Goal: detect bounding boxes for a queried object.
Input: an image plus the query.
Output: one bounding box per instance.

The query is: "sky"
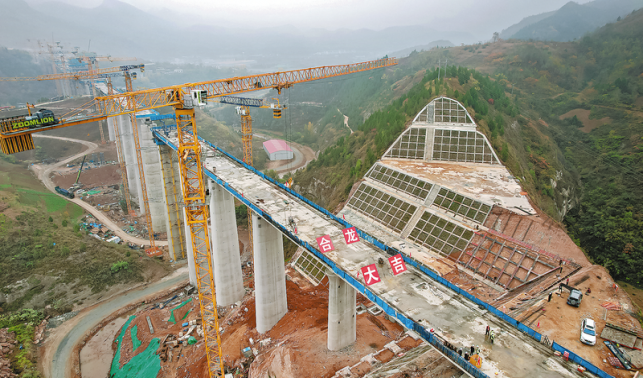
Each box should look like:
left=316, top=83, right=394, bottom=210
left=25, top=0, right=593, bottom=40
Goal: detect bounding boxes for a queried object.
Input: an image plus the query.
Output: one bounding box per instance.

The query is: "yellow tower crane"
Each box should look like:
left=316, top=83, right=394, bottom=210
left=0, top=64, right=145, bottom=218
left=0, top=58, right=398, bottom=377
left=74, top=56, right=138, bottom=144
left=215, top=96, right=287, bottom=251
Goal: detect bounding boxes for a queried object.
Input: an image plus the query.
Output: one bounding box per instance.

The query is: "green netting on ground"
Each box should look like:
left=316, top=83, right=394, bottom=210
left=130, top=325, right=141, bottom=350
left=182, top=309, right=191, bottom=321
left=111, top=315, right=161, bottom=378
left=85, top=190, right=101, bottom=195
left=167, top=298, right=192, bottom=324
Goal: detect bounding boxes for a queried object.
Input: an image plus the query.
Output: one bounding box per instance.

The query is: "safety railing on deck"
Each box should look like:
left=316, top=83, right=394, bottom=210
left=152, top=128, right=613, bottom=378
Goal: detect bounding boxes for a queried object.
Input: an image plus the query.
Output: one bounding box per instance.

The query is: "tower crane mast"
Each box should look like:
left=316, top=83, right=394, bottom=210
left=217, top=96, right=286, bottom=253
left=0, top=58, right=398, bottom=377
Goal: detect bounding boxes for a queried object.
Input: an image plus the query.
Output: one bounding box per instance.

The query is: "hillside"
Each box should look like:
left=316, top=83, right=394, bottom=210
left=505, top=0, right=643, bottom=41
left=291, top=9, right=643, bottom=289
left=0, top=154, right=169, bottom=315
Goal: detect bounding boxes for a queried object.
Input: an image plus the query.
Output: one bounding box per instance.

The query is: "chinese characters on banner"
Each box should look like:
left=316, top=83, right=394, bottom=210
left=315, top=235, right=335, bottom=253
left=342, top=227, right=360, bottom=244
left=361, top=264, right=381, bottom=286
left=388, top=254, right=407, bottom=275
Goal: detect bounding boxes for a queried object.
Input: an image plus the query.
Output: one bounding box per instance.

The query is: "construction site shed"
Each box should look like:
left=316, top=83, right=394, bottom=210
left=263, top=139, right=294, bottom=161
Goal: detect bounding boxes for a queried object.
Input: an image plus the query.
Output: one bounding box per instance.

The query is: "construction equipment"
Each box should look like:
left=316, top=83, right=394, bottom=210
left=217, top=96, right=287, bottom=254
left=70, top=155, right=87, bottom=192
left=0, top=58, right=398, bottom=377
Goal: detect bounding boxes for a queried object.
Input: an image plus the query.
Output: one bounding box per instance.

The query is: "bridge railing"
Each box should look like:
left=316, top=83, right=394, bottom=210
left=152, top=128, right=613, bottom=378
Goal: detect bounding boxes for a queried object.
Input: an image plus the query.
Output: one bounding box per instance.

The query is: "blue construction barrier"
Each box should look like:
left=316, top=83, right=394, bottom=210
left=551, top=342, right=612, bottom=378
left=152, top=128, right=613, bottom=378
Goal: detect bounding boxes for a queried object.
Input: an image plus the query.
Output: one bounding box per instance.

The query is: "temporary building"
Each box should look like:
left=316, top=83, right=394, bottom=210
left=263, top=139, right=294, bottom=161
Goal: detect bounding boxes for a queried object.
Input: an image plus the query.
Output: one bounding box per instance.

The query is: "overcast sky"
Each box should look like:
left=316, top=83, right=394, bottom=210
left=27, top=0, right=593, bottom=39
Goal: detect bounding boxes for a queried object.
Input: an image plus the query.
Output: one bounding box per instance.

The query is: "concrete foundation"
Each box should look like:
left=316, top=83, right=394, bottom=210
left=159, top=144, right=185, bottom=261
left=253, top=214, right=287, bottom=333
left=137, top=118, right=167, bottom=233
left=208, top=181, right=244, bottom=306
left=327, top=270, right=357, bottom=350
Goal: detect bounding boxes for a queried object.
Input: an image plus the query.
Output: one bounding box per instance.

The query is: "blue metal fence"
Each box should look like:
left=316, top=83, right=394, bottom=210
left=152, top=128, right=614, bottom=378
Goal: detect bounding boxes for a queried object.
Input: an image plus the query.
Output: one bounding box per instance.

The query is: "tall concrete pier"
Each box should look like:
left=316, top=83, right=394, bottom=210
left=137, top=119, right=167, bottom=233
left=327, top=270, right=357, bottom=350
left=119, top=114, right=144, bottom=209
left=159, top=144, right=186, bottom=261
left=208, top=181, right=244, bottom=307
left=252, top=214, right=288, bottom=333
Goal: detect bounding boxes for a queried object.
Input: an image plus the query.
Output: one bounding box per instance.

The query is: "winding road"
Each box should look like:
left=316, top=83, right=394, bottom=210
left=29, top=135, right=181, bottom=377
left=31, top=135, right=166, bottom=246
left=43, top=269, right=188, bottom=378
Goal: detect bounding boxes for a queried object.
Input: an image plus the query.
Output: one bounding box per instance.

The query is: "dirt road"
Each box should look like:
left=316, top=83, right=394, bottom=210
left=31, top=135, right=165, bottom=246
left=338, top=108, right=353, bottom=133
left=42, top=268, right=188, bottom=378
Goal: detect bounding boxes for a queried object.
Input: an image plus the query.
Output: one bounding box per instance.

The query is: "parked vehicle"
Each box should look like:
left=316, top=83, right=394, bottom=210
left=560, top=283, right=583, bottom=307
left=54, top=186, right=75, bottom=199
left=567, top=288, right=583, bottom=307
left=580, top=318, right=597, bottom=345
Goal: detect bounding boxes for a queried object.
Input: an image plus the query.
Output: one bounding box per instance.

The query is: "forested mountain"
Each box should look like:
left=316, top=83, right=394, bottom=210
left=291, top=9, right=643, bottom=285
left=504, top=0, right=643, bottom=41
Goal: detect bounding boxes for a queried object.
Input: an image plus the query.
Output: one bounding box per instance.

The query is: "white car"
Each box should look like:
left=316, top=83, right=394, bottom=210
left=580, top=318, right=597, bottom=345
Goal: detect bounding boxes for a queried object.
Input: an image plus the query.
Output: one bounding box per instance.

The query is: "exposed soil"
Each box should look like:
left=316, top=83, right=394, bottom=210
left=534, top=265, right=643, bottom=377
left=485, top=206, right=590, bottom=267
left=51, top=164, right=122, bottom=189
left=105, top=266, right=412, bottom=378
left=559, top=108, right=611, bottom=133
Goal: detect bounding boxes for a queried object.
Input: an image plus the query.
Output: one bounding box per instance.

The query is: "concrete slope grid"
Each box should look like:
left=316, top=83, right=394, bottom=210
left=31, top=135, right=167, bottom=246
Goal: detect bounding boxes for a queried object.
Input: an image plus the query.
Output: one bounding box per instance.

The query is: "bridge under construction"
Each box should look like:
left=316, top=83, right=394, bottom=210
left=0, top=59, right=616, bottom=378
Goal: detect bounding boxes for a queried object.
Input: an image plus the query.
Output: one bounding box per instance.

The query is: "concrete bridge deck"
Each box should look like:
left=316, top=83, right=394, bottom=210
left=154, top=129, right=583, bottom=378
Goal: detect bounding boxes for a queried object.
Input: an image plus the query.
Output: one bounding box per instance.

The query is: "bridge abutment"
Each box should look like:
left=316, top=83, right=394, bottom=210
left=252, top=214, right=288, bottom=333
left=208, top=181, right=244, bottom=307
left=327, top=270, right=357, bottom=351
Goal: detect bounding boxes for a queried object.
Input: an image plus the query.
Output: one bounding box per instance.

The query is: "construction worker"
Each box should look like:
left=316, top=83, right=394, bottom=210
left=548, top=292, right=553, bottom=302
left=490, top=330, right=495, bottom=344
left=485, top=325, right=490, bottom=336
left=476, top=345, right=481, bottom=355
left=470, top=346, right=475, bottom=355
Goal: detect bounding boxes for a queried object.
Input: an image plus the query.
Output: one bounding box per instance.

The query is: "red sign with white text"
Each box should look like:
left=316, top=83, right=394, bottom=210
left=388, top=254, right=407, bottom=275
left=316, top=235, right=335, bottom=253
left=342, top=227, right=360, bottom=244
left=361, top=264, right=381, bottom=286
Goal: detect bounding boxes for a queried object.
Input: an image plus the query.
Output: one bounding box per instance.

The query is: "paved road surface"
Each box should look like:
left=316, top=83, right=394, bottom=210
left=31, top=135, right=166, bottom=246
left=46, top=269, right=188, bottom=378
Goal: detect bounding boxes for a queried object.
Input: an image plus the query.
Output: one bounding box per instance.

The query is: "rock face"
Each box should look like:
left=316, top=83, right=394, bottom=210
left=0, top=328, right=18, bottom=378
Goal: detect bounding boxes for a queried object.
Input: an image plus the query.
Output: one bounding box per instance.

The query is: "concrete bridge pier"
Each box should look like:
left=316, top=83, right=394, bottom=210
left=136, top=118, right=167, bottom=233
left=183, top=207, right=198, bottom=287
left=119, top=114, right=144, bottom=210
left=208, top=180, right=244, bottom=307
left=158, top=144, right=186, bottom=262
left=252, top=214, right=288, bottom=333
left=106, top=118, right=115, bottom=142
left=327, top=270, right=357, bottom=351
